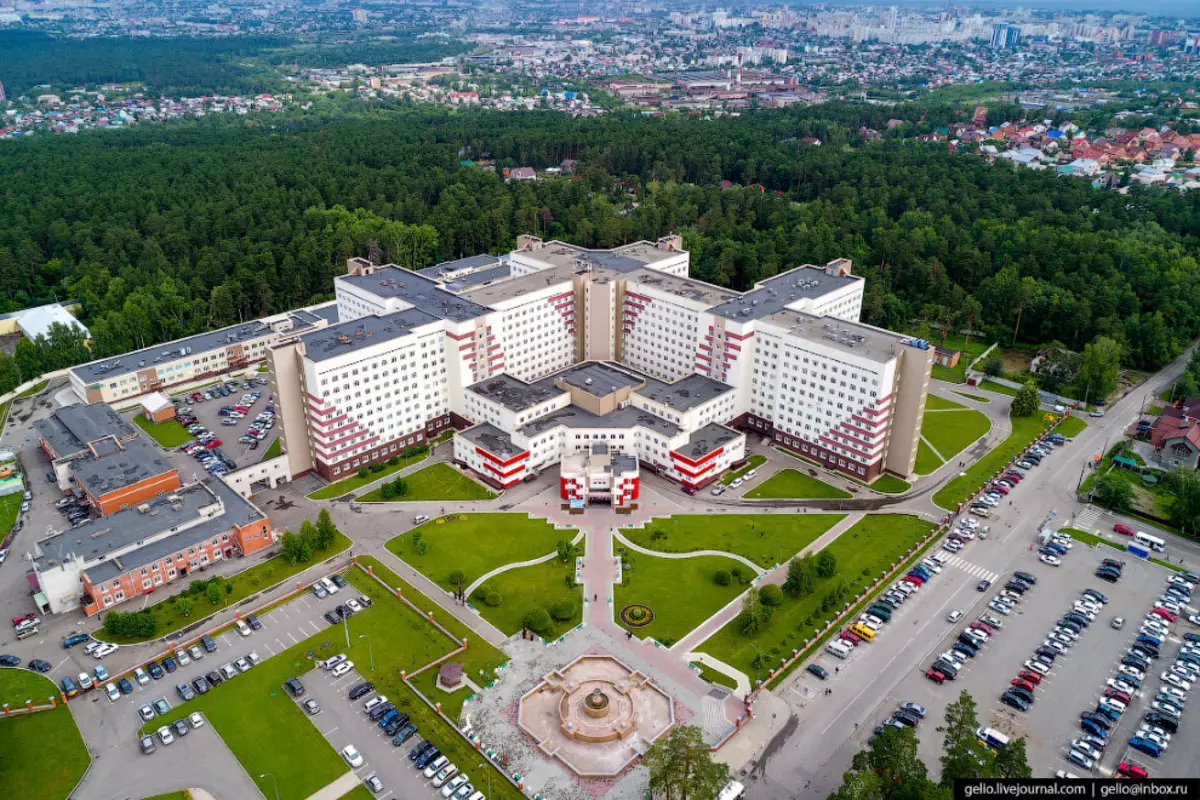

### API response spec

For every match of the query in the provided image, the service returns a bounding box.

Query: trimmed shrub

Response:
[523,607,552,633]
[760,584,784,606]
[387,455,399,466]
[473,583,492,600]
[485,591,502,607]
[714,569,732,586]
[357,467,369,479]
[731,565,743,578]
[448,570,465,586]
[550,600,576,621]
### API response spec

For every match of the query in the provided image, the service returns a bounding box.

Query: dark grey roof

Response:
[34,403,136,458]
[311,304,340,323]
[417,253,503,279]
[627,269,738,306]
[467,374,563,412]
[555,362,642,398]
[438,263,512,293]
[707,266,860,321]
[288,309,323,333]
[634,373,733,411]
[675,423,741,461]
[609,453,637,474]
[71,438,174,496]
[339,266,492,322]
[299,311,442,362]
[68,480,263,585]
[70,320,273,384]
[458,423,525,459]
[520,404,680,438]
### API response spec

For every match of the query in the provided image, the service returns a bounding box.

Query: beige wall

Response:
[268,341,313,478]
[883,344,933,478]
[555,380,639,417]
[583,278,616,362]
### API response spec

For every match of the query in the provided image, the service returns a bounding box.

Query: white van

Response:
[413,515,430,525]
[827,641,852,659]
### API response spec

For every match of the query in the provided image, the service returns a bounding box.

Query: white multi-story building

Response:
[268,236,931,490]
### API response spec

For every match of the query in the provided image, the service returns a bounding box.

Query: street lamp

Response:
[477,763,492,798]
[359,633,374,672]
[748,642,763,686]
[259,773,279,800]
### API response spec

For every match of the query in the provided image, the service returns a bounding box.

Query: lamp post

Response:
[478,763,492,798]
[359,633,374,672]
[748,642,762,686]
[259,773,279,800]
[342,605,350,649]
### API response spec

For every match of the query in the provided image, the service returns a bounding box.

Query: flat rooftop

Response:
[519,240,678,272]
[459,423,526,459]
[707,265,860,321]
[633,372,733,412]
[438,263,512,293]
[627,268,738,307]
[459,262,578,307]
[759,310,904,364]
[467,374,563,413]
[554,361,643,399]
[70,320,273,384]
[417,253,503,280]
[299,310,442,362]
[35,403,136,458]
[71,438,174,497]
[675,422,741,461]
[521,403,680,439]
[310,303,340,324]
[338,265,492,322]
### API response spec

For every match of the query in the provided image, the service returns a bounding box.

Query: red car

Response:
[1011,678,1035,692]
[1117,762,1148,779]
[840,630,862,645]
[1152,607,1177,622]
[1003,473,1023,482]
[1114,524,1135,536]
[970,622,994,634]
[925,668,946,684]
[1105,688,1132,704]
[990,484,1009,495]
[1018,669,1042,685]
[11,613,35,627]
[204,439,222,449]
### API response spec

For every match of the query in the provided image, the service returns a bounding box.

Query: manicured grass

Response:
[0,668,58,707]
[952,391,991,403]
[1056,415,1088,438]
[0,704,89,800]
[0,492,21,535]
[1062,528,1123,552]
[133,413,193,448]
[473,558,582,640]
[626,513,844,569]
[919,333,990,383]
[914,440,944,475]
[262,437,282,459]
[921,408,991,463]
[386,513,564,590]
[1146,405,1165,416]
[694,663,738,690]
[96,531,352,644]
[353,555,506,686]
[978,379,1018,396]
[408,664,473,723]
[925,394,966,411]
[745,469,851,500]
[932,411,1051,511]
[615,552,746,645]
[868,474,911,494]
[141,793,191,800]
[307,450,429,500]
[358,462,496,502]
[697,514,935,681]
[17,380,49,398]
[722,454,767,485]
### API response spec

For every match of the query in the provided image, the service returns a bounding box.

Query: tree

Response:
[816,550,838,579]
[315,508,338,550]
[645,724,731,800]
[299,518,319,552]
[205,583,222,605]
[523,607,551,633]
[783,554,817,597]
[737,586,771,635]
[176,595,196,618]
[1077,336,1122,401]
[759,584,783,606]
[1164,469,1200,536]
[1011,381,1040,417]
[550,599,576,621]
[1093,473,1134,513]
[938,691,993,784]
[556,539,574,563]
[992,737,1032,779]
[281,529,313,565]
[982,357,1003,378]
[381,481,397,500]
[714,569,731,586]
[1176,372,1200,402]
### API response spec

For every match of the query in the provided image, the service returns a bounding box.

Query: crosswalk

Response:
[1075,506,1102,530]
[940,554,1000,584]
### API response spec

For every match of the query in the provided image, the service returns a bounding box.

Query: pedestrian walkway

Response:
[1075,506,1102,531]
[304,770,363,800]
[939,553,999,584]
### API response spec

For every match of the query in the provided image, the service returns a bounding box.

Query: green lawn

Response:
[133,414,193,447]
[745,469,851,500]
[914,440,945,475]
[921,409,991,463]
[473,558,582,640]
[17,380,49,398]
[1062,528,1123,552]
[386,513,564,590]
[615,552,746,645]
[262,437,282,459]
[353,555,506,686]
[0,493,21,536]
[918,333,990,383]
[1146,405,1165,416]
[952,391,991,403]
[358,463,497,502]
[697,514,935,681]
[978,379,1018,397]
[868,474,911,494]
[408,664,473,724]
[96,531,352,644]
[925,394,966,411]
[307,449,429,500]
[1057,416,1088,438]
[932,411,1051,511]
[694,663,738,690]
[722,454,767,485]
[141,793,191,800]
[0,668,58,707]
[0,704,89,800]
[625,514,844,569]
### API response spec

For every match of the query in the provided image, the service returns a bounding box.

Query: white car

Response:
[1071,740,1102,761]
[93,642,118,659]
[157,726,174,745]
[432,766,460,789]
[1106,678,1136,694]
[342,744,363,767]
[105,683,120,702]
[236,620,252,637]
[331,660,354,677]
[730,478,744,489]
[1040,555,1061,567]
[1053,626,1079,640]
[323,654,347,671]
[988,602,1012,616]
[1118,665,1145,680]
[441,774,469,798]
[1162,672,1192,691]
[190,711,205,729]
[346,599,362,613]
[235,657,251,673]
[175,650,191,666]
[947,609,963,623]
[247,651,261,666]
[1024,659,1051,675]
[1042,640,1065,654]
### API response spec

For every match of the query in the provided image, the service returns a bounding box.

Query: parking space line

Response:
[275,638,285,650]
[288,632,298,644]
[322,726,339,736]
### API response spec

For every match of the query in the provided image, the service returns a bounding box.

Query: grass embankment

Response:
[0,493,22,536]
[134,414,193,448]
[978,379,1018,396]
[914,441,944,475]
[17,380,49,398]
[1056,416,1088,438]
[925,394,966,411]
[917,407,992,474]
[307,450,428,499]
[694,663,738,690]
[97,532,352,644]
[625,514,844,569]
[0,704,89,800]
[615,552,746,645]
[697,514,935,681]
[932,411,1051,511]
[358,463,496,502]
[922,333,990,384]
[869,474,912,494]
[262,437,282,459]
[745,470,852,500]
[952,391,990,403]
[722,454,767,485]
[0,668,59,707]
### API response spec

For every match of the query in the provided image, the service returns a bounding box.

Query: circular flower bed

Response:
[618,603,655,628]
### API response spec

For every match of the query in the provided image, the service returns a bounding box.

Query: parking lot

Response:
[151,376,274,474]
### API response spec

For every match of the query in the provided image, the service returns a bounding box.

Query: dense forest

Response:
[0,103,1197,377]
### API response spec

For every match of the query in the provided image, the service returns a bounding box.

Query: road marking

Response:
[288,632,298,644]
[322,726,338,736]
